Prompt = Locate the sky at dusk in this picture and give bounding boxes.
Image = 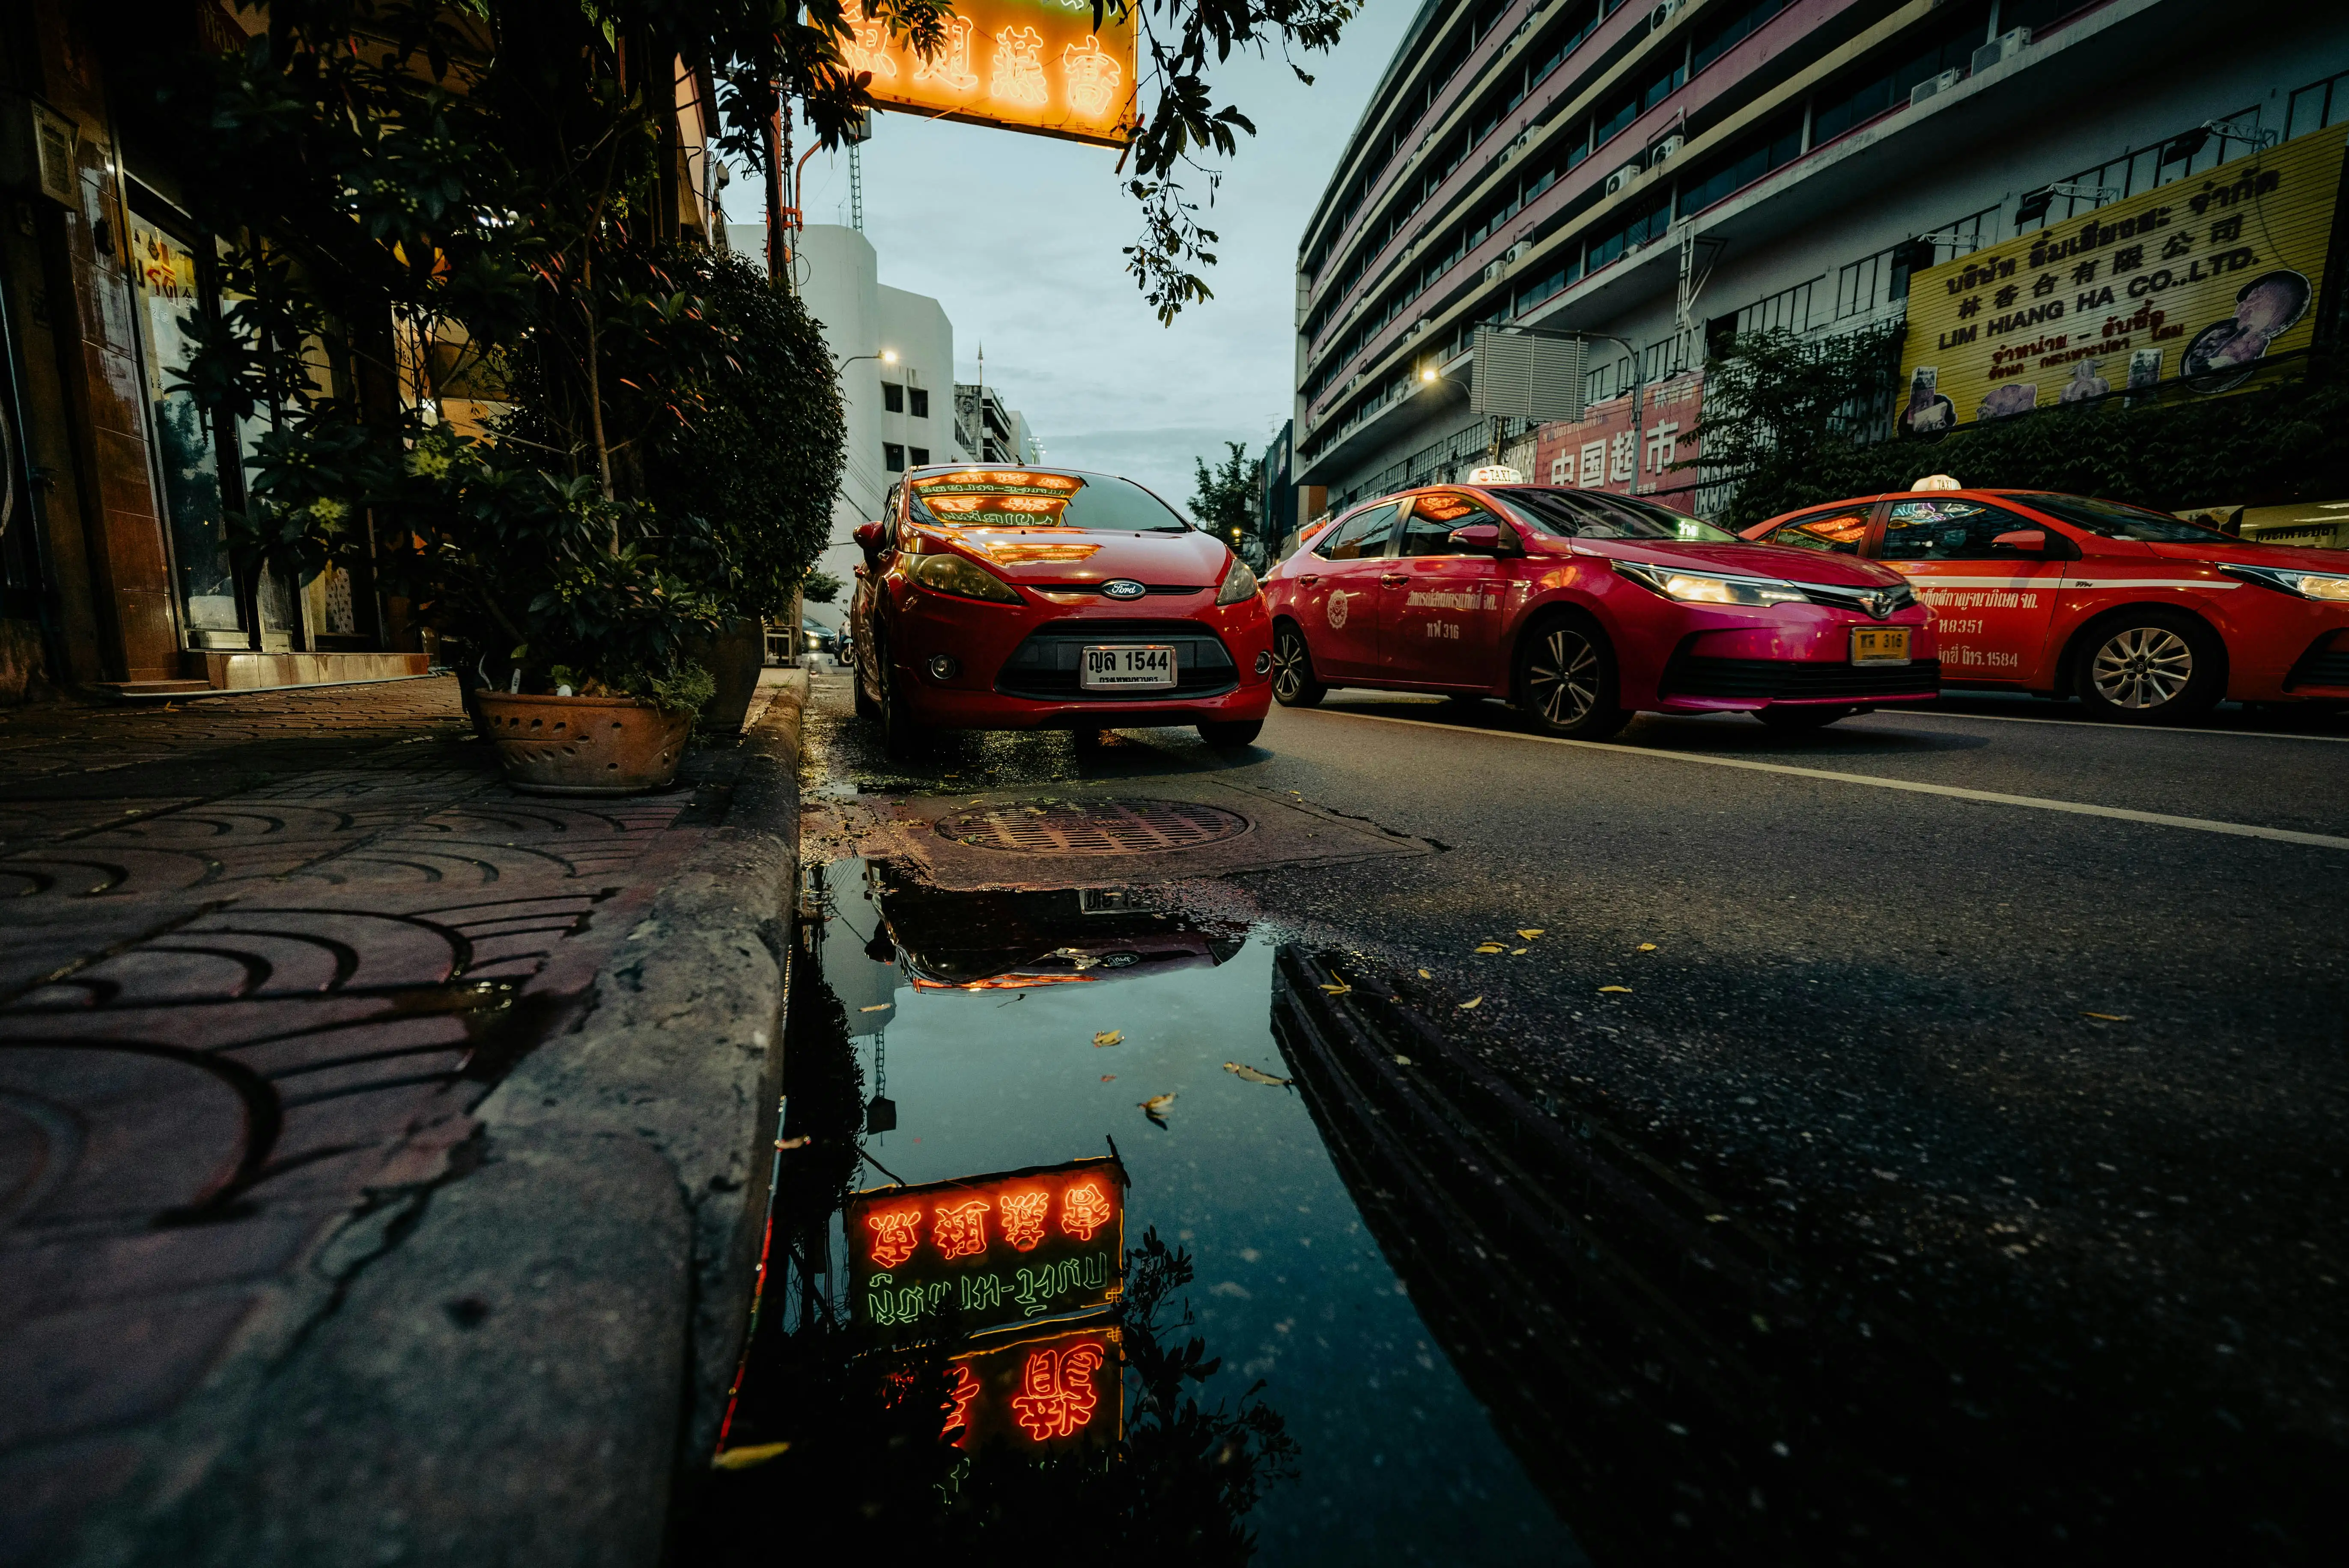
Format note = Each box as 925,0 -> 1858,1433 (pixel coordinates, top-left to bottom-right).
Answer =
742,2 -> 1419,513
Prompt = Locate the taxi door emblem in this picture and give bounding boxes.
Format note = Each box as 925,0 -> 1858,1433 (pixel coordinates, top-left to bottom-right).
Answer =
1326,590 -> 1350,630
1101,579 -> 1146,600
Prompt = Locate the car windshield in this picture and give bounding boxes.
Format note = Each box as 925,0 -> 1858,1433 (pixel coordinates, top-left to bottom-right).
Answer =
1496,488 -> 1740,542
2012,493 -> 2230,543
907,469 -> 1190,532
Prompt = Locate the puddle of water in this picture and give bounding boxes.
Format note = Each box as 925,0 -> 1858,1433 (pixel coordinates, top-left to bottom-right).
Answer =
703,857 -> 1580,1565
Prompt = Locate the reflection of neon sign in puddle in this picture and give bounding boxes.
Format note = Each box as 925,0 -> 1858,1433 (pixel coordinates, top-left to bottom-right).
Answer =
942,1324 -> 1124,1452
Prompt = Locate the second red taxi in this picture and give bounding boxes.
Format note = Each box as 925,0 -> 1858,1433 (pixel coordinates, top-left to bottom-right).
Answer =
1261,483 -> 1937,737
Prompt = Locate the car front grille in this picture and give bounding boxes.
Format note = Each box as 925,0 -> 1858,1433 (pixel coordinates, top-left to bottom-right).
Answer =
1790,580 -> 1917,617
995,619 -> 1238,701
1035,582 -> 1211,596
1663,656 -> 1943,701
2285,642 -> 2349,690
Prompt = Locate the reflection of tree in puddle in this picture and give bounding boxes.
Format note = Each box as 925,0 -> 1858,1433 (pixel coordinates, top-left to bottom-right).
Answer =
672,893 -> 1294,1564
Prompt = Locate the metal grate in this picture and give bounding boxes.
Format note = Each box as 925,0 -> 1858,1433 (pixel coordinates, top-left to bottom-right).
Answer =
936,799 -> 1251,855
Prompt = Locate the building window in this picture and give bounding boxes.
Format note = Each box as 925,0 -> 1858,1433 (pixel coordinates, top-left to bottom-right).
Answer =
909,387 -> 929,418
909,447 -> 930,467
882,382 -> 904,412
2289,69 -> 2349,140
884,442 -> 905,471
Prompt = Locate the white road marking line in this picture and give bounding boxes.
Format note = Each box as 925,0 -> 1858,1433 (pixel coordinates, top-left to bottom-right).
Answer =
1857,708 -> 2349,744
1306,707 -> 2349,850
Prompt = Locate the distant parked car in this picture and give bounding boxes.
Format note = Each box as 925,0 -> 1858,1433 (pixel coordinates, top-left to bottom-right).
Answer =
848,465 -> 1273,757
1744,489 -> 2349,722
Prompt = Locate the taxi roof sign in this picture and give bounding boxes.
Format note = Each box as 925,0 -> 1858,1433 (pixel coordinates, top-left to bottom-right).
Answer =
1467,465 -> 1524,484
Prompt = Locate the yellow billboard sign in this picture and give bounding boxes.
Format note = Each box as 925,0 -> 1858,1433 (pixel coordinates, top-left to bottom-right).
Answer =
1899,129 -> 2349,432
841,0 -> 1138,149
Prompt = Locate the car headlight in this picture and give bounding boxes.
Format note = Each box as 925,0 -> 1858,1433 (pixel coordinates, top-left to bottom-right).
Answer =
2221,563 -> 2349,602
909,551 -> 1021,603
1614,560 -> 1806,606
1216,558 -> 1260,605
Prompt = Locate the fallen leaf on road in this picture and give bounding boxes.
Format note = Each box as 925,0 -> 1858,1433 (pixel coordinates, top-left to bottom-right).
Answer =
2080,1011 -> 2131,1021
712,1441 -> 792,1470
1320,980 -> 1351,995
1417,968 -> 1432,978
1518,929 -> 1545,939
1138,1093 -> 1177,1126
1637,943 -> 1658,952
1510,947 -> 1528,955
1458,996 -> 1482,1010
1093,1030 -> 1124,1048
1392,1054 -> 1413,1066
859,1003 -> 893,1013
1599,985 -> 1633,994
1100,1074 -> 1116,1082
1475,942 -> 1506,954
1224,1062 -> 1293,1087
774,1136 -> 811,1151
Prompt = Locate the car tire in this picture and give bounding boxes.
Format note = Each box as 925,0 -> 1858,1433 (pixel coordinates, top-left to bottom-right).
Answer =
1756,705 -> 1856,730
852,652 -> 880,720
1197,719 -> 1263,748
1270,623 -> 1325,708
876,642 -> 930,760
2074,610 -> 2224,724
1516,615 -> 1631,740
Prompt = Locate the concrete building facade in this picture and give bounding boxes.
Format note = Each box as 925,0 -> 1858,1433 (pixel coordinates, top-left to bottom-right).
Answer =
1293,0 -> 2349,517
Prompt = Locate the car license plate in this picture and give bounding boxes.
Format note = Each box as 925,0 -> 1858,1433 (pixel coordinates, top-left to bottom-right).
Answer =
1851,626 -> 1911,665
1081,644 -> 1176,690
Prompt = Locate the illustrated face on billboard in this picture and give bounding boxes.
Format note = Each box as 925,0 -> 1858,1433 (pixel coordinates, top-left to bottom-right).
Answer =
843,0 -> 1138,147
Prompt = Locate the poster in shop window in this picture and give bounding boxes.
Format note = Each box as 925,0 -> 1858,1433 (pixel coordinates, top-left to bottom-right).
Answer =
1898,128 -> 2349,430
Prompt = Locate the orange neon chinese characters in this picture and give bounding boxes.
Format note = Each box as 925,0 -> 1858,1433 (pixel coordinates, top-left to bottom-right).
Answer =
1009,1341 -> 1106,1442
932,1198 -> 992,1261
1059,1180 -> 1113,1241
867,1206 -> 921,1268
843,23 -> 898,80
1061,36 -> 1123,119
991,26 -> 1048,107
999,1190 -> 1051,1252
943,1364 -> 981,1438
915,15 -> 979,91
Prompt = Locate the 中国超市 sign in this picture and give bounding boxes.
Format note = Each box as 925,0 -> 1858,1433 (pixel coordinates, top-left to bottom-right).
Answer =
848,1157 -> 1125,1344
1899,130 -> 2349,430
839,0 -> 1137,149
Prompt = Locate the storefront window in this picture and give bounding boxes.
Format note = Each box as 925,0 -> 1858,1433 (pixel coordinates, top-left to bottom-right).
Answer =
129,220 -> 245,644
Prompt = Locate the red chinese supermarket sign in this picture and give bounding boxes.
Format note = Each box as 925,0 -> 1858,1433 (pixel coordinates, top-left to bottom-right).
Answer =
1532,373 -> 1704,504
848,1157 -> 1125,1344
942,1324 -> 1125,1452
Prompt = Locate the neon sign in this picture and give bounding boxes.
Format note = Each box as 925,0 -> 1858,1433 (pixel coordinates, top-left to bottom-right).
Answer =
851,0 -> 1137,149
847,1157 -> 1126,1345
943,1325 -> 1124,1451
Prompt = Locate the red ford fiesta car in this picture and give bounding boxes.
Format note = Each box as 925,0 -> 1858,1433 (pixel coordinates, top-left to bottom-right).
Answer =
1741,489 -> 2349,722
1261,484 -> 1938,738
847,465 -> 1273,757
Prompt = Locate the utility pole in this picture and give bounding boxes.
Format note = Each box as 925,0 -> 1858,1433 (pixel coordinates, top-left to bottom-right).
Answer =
849,141 -> 864,232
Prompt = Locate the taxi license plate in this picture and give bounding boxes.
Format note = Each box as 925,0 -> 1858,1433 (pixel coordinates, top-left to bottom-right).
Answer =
1851,626 -> 1911,665
1081,644 -> 1176,690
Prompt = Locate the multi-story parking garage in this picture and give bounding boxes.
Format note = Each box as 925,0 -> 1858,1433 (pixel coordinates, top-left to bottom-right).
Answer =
1292,0 -> 2349,517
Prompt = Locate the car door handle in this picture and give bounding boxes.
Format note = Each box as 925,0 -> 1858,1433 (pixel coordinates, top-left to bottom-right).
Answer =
1379,574 -> 1407,587
1299,573 -> 1319,586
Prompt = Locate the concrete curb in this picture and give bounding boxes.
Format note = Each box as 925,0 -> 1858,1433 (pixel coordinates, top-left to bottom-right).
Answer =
80,674 -> 808,1568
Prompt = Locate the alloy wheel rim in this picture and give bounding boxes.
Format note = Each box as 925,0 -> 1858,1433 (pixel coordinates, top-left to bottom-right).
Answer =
1273,633 -> 1307,700
1528,630 -> 1599,726
2090,626 -> 2193,709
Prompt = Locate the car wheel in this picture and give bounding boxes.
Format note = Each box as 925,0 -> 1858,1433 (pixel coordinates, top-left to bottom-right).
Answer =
1270,624 -> 1325,708
852,648 -> 880,720
1197,719 -> 1263,748
1516,617 -> 1630,740
1756,705 -> 1856,730
876,642 -> 930,760
2076,611 -> 2223,724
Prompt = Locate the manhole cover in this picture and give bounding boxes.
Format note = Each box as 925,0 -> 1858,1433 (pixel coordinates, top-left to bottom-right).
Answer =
935,799 -> 1251,855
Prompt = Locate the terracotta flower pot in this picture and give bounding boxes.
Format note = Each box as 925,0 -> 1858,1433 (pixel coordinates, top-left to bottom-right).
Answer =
475,690 -> 692,795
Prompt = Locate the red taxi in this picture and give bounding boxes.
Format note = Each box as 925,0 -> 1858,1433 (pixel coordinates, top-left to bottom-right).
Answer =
1742,489 -> 2349,722
1261,484 -> 1937,738
847,465 -> 1273,757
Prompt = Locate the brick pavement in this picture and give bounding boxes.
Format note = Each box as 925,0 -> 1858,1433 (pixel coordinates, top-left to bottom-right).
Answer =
0,678 -> 747,1565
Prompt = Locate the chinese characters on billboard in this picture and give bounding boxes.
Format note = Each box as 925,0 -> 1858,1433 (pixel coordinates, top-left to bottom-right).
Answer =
1531,374 -> 1703,505
840,0 -> 1138,148
848,1158 -> 1125,1344
942,1324 -> 1124,1451
1899,130 -> 2349,430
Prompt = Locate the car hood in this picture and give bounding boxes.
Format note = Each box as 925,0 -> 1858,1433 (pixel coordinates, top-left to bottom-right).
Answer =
942,527 -> 1231,589
1573,538 -> 1906,586
2141,539 -> 2349,572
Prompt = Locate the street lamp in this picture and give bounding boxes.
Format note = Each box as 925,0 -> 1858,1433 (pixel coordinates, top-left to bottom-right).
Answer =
835,348 -> 898,373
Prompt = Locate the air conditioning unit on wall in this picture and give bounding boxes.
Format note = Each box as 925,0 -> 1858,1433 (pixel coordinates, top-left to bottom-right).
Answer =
1971,27 -> 2030,75
1606,163 -> 1641,195
1910,68 -> 1963,108
1650,0 -> 1683,29
1652,134 -> 1684,163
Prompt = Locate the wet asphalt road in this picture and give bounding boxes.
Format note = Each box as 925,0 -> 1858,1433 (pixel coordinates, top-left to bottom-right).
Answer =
805,672 -> 2349,1559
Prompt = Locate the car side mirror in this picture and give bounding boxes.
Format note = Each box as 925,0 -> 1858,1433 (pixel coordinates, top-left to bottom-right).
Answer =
1992,528 -> 2048,554
1448,523 -> 1505,554
853,521 -> 887,554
